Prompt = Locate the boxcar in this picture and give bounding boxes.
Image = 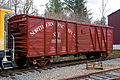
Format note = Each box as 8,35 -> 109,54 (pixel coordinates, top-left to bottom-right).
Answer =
8,14 -> 113,67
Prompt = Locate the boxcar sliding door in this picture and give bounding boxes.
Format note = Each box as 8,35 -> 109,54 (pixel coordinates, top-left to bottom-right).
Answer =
77,25 -> 90,52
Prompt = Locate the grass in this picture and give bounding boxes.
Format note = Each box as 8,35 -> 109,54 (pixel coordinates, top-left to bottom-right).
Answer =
53,55 -> 87,62
53,51 -> 120,62
108,50 -> 120,56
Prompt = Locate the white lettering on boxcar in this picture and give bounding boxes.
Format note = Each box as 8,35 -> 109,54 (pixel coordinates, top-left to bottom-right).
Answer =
46,22 -> 54,27
68,28 -> 73,35
50,47 -> 56,51
61,46 -> 66,52
30,31 -> 35,35
73,34 -> 76,38
30,22 -> 55,35
51,39 -> 56,43
30,25 -> 44,35
57,32 -> 60,38
53,32 -> 60,38
68,28 -> 76,38
58,23 -> 64,29
53,32 -> 56,37
51,39 -> 61,43
57,39 -> 61,43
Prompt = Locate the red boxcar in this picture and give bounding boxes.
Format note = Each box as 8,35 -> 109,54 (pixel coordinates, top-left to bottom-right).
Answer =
8,14 -> 113,67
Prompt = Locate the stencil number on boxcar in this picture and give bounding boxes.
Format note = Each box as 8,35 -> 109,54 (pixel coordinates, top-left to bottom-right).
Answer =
53,32 -> 60,38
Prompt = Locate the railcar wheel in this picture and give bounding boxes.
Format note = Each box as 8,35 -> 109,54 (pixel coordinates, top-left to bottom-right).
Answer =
15,58 -> 26,68
100,53 -> 108,58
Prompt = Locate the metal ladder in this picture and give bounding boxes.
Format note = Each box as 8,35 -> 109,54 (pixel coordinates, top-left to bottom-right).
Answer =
1,50 -> 14,69
1,35 -> 15,70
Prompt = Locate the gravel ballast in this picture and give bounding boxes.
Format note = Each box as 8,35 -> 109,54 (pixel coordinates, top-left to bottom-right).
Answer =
1,58 -> 120,80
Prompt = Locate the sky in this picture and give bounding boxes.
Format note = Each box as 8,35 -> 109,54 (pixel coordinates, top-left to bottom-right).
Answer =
86,0 -> 120,21
34,0 -> 120,22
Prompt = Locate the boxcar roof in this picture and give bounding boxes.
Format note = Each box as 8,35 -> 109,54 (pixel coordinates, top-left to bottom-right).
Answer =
8,14 -> 113,28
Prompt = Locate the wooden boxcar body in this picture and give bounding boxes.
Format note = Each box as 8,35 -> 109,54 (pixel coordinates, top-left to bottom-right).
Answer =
8,14 -> 113,66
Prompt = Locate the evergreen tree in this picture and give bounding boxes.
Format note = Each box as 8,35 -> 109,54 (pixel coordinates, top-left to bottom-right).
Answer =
45,0 -> 67,19
45,0 -> 91,23
64,0 -> 91,23
46,0 -> 64,13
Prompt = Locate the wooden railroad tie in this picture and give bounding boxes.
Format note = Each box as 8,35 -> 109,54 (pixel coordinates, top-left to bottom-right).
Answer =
86,61 -> 103,70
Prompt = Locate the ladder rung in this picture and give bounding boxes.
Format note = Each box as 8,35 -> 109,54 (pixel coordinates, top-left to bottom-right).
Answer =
6,56 -> 11,57
3,67 -> 13,69
5,50 -> 10,52
2,61 -> 13,63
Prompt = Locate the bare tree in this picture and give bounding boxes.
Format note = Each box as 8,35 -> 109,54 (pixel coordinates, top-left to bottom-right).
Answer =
100,0 -> 108,25
11,0 -> 22,15
30,6 -> 39,16
0,0 -> 39,15
0,0 -> 10,8
23,0 -> 33,14
94,0 -> 109,25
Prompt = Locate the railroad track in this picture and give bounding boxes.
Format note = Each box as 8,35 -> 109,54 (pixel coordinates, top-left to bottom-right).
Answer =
0,55 -> 120,78
44,55 -> 120,69
61,68 -> 120,80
